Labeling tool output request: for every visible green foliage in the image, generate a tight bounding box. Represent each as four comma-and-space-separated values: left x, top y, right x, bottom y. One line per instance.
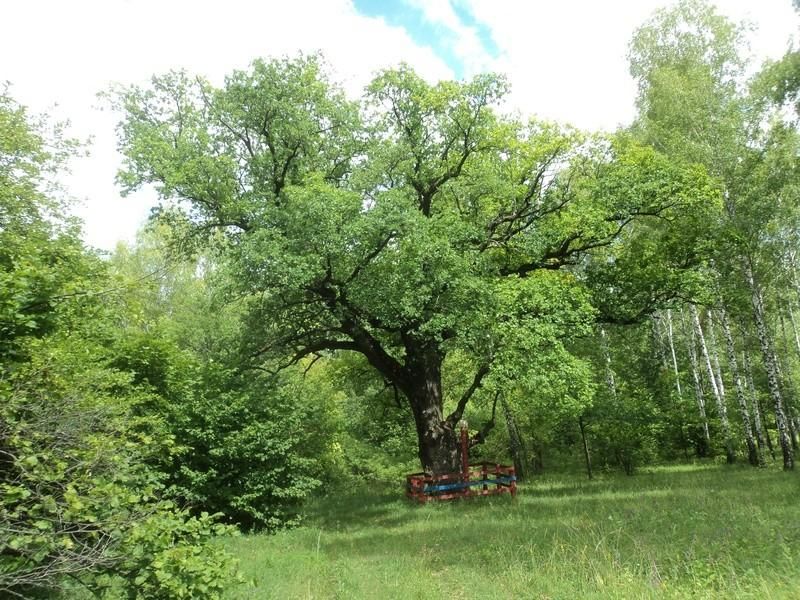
108, 233, 338, 530
0, 334, 238, 599
589, 391, 664, 476
628, 0, 751, 174
110, 56, 718, 476
0, 88, 91, 357
326, 354, 419, 482
116, 510, 236, 600
0, 91, 237, 599
157, 363, 334, 531
584, 141, 722, 321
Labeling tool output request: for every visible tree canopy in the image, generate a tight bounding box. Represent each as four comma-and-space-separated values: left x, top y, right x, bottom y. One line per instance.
112, 57, 719, 473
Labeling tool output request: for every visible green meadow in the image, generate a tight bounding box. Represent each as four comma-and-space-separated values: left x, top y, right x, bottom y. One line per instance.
225, 465, 800, 600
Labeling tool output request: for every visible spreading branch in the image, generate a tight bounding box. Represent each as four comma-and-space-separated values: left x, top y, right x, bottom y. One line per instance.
447, 363, 491, 425
470, 390, 501, 447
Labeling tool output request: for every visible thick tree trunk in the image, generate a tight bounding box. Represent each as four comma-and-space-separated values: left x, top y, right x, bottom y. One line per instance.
719, 307, 763, 466
744, 261, 794, 469
682, 308, 711, 453
691, 304, 735, 463
405, 348, 461, 475
413, 398, 461, 475
410, 391, 460, 475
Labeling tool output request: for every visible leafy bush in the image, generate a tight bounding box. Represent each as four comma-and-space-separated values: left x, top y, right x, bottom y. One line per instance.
0, 336, 239, 598
109, 327, 340, 531
0, 90, 238, 599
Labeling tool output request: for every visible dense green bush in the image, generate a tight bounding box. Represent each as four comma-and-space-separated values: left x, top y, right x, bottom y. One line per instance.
0, 90, 238, 599
109, 324, 340, 530
0, 336, 238, 598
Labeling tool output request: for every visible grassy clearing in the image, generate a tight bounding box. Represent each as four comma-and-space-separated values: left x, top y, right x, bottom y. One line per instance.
224, 464, 800, 599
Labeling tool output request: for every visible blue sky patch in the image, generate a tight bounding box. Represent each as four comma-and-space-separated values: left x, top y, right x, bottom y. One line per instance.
450, 0, 500, 58
353, 0, 498, 79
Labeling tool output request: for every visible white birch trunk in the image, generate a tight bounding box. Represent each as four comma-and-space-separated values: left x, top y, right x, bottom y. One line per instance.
651, 314, 668, 367
706, 311, 726, 400
742, 349, 773, 460
777, 313, 800, 452
682, 308, 711, 450
719, 307, 763, 466
665, 309, 689, 458
600, 327, 617, 401
788, 305, 800, 358
666, 309, 683, 398
691, 304, 736, 463
744, 260, 794, 469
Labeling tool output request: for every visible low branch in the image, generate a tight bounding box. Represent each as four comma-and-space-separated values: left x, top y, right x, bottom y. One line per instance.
470, 390, 500, 447
447, 363, 490, 425
262, 339, 359, 376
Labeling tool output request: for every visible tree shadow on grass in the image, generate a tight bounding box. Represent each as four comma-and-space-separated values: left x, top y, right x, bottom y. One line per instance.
304, 464, 799, 541
304, 486, 410, 529
317, 472, 800, 579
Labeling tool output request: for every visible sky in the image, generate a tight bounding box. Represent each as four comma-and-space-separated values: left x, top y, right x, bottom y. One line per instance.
2, 0, 797, 251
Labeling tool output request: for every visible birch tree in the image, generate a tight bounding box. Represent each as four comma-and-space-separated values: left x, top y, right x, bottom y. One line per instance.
745, 262, 794, 468
742, 348, 774, 461
719, 307, 763, 466
683, 308, 712, 452
691, 304, 736, 462
629, 0, 799, 468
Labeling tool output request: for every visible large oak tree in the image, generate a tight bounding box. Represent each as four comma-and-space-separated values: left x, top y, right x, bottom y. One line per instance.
112, 57, 716, 474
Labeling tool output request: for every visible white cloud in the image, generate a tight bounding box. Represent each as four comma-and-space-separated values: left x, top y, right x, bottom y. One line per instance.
2, 0, 797, 250
2, 0, 453, 250
404, 0, 495, 75
464, 0, 798, 130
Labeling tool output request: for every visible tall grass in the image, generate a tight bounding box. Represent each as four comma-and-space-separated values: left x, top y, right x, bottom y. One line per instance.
225, 464, 800, 599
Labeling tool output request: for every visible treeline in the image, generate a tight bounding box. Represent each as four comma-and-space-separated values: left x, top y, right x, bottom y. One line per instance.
575, 0, 800, 474
2, 0, 799, 598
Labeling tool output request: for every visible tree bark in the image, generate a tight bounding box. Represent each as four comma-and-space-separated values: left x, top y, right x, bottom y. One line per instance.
773, 353, 800, 452
578, 415, 593, 480
665, 309, 689, 458
666, 309, 683, 398
788, 305, 800, 358
742, 349, 773, 461
706, 311, 726, 404
719, 307, 763, 466
744, 260, 794, 469
500, 394, 527, 480
682, 308, 711, 453
691, 304, 735, 463
651, 314, 667, 367
600, 327, 617, 401
409, 385, 461, 474
777, 312, 800, 451
401, 342, 462, 475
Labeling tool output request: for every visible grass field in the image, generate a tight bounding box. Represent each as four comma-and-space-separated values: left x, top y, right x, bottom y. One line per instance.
224, 464, 800, 599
